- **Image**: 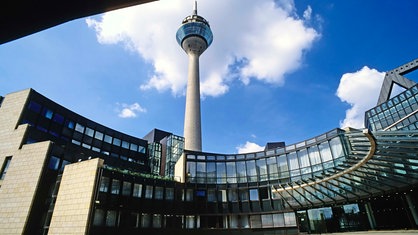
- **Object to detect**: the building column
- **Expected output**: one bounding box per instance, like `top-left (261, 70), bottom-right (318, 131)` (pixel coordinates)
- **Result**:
top-left (365, 202), bottom-right (376, 230)
top-left (406, 193), bottom-right (418, 227)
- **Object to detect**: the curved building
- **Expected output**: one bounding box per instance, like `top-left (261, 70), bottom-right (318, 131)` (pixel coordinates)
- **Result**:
top-left (0, 60), bottom-right (417, 234)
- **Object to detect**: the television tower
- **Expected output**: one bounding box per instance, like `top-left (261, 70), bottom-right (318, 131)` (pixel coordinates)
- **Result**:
top-left (176, 1), bottom-right (213, 151)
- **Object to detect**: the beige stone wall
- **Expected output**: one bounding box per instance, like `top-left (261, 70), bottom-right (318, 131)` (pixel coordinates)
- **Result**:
top-left (48, 158), bottom-right (104, 235)
top-left (0, 141), bottom-right (51, 235)
top-left (0, 89), bottom-right (52, 234)
top-left (0, 89), bottom-right (32, 172)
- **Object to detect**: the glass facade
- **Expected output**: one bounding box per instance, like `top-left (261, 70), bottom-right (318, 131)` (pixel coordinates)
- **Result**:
top-left (365, 84), bottom-right (418, 131)
top-left (185, 130), bottom-right (347, 184)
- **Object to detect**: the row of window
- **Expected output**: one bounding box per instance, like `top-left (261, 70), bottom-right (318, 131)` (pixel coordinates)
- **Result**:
top-left (186, 137), bottom-right (345, 183)
top-left (26, 100), bottom-right (148, 166)
top-left (99, 176), bottom-right (286, 203)
top-left (93, 210), bottom-right (297, 229)
top-left (366, 85), bottom-right (418, 131)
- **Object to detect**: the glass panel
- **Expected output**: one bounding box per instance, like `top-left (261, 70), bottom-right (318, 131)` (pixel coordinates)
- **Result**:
top-left (267, 157), bottom-right (278, 180)
top-left (284, 212), bottom-right (297, 226)
top-left (113, 138), bottom-right (121, 146)
top-left (236, 161), bottom-right (247, 183)
top-left (75, 123), bottom-right (85, 133)
top-left (250, 215), bottom-right (261, 228)
top-left (261, 214), bottom-right (273, 228)
top-left (319, 142), bottom-right (333, 169)
top-left (104, 134), bottom-right (112, 143)
top-left (93, 209), bottom-right (105, 226)
top-left (28, 101), bottom-right (42, 113)
top-left (142, 213), bottom-right (151, 228)
top-left (95, 131), bottom-right (104, 140)
top-left (246, 160), bottom-right (257, 182)
top-left (145, 185), bottom-right (153, 199)
top-left (43, 108), bottom-right (53, 119)
top-left (106, 210), bottom-right (117, 227)
top-left (308, 146), bottom-right (321, 165)
top-left (99, 177), bottom-right (109, 192)
top-left (111, 179), bottom-right (120, 194)
top-left (48, 156), bottom-right (60, 170)
top-left (52, 113), bottom-right (64, 124)
top-left (226, 162), bottom-right (237, 183)
top-left (196, 162), bottom-right (206, 183)
top-left (187, 161), bottom-right (196, 182)
top-left (288, 152), bottom-right (299, 170)
top-left (256, 158), bottom-right (267, 181)
top-left (85, 127), bottom-right (94, 137)
top-left (216, 162), bottom-right (226, 184)
top-left (249, 189), bottom-right (259, 201)
top-left (122, 181), bottom-right (131, 196)
top-left (277, 155), bottom-right (289, 178)
top-left (155, 186), bottom-right (164, 199)
top-left (122, 140), bottom-right (129, 149)
top-left (329, 137), bottom-right (344, 159)
top-left (239, 188), bottom-right (249, 201)
top-left (208, 189), bottom-right (217, 202)
top-left (153, 214), bottom-right (162, 228)
top-left (133, 184), bottom-right (142, 197)
top-left (166, 188), bottom-right (174, 200)
top-left (207, 162), bottom-right (216, 183)
top-left (228, 188), bottom-right (238, 202)
top-left (273, 213), bottom-right (285, 227)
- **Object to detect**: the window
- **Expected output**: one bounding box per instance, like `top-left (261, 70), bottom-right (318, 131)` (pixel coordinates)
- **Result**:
top-left (249, 189), bottom-right (259, 201)
top-left (42, 108), bottom-right (53, 119)
top-left (99, 177), bottom-right (110, 192)
top-left (122, 140), bottom-right (129, 149)
top-left (0, 156), bottom-right (12, 180)
top-left (141, 213), bottom-right (151, 228)
top-left (48, 156), bottom-right (60, 170)
top-left (75, 123), bottom-right (85, 133)
top-left (166, 188), bottom-right (174, 200)
top-left (122, 182), bottom-right (131, 196)
top-left (93, 209), bottom-right (105, 226)
top-left (113, 138), bottom-right (121, 146)
top-left (28, 101), bottom-right (41, 113)
top-left (145, 185), bottom-right (153, 199)
top-left (133, 183), bottom-right (142, 198)
top-left (111, 179), bottom-right (120, 194)
top-left (106, 210), bottom-right (118, 227)
top-left (155, 186), bottom-right (164, 199)
top-left (85, 127), bottom-right (94, 137)
top-left (52, 113), bottom-right (64, 124)
top-left (226, 162), bottom-right (237, 183)
top-left (216, 162), bottom-right (226, 184)
top-left (104, 134), bottom-right (112, 143)
top-left (94, 131), bottom-right (104, 140)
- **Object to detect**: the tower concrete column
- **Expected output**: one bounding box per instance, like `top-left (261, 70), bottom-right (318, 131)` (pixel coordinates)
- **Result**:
top-left (184, 53), bottom-right (202, 151)
top-left (176, 1), bottom-right (213, 152)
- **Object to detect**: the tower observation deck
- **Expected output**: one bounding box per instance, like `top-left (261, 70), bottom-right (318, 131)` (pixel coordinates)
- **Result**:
top-left (176, 1), bottom-right (213, 151)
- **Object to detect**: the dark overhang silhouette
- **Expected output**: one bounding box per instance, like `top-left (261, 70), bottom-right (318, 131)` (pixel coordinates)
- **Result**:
top-left (0, 0), bottom-right (156, 44)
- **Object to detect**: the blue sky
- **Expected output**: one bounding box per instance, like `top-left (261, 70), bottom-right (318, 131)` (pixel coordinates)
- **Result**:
top-left (1, 0), bottom-right (417, 154)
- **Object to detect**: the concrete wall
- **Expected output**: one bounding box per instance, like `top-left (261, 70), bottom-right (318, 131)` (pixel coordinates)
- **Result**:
top-left (48, 158), bottom-right (104, 235)
top-left (0, 89), bottom-right (54, 234)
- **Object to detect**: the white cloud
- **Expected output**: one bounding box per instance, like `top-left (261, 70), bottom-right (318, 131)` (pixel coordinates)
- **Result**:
top-left (117, 102), bottom-right (147, 118)
top-left (303, 6), bottom-right (312, 21)
top-left (336, 66), bottom-right (385, 128)
top-left (236, 141), bottom-right (265, 154)
top-left (87, 0), bottom-right (320, 97)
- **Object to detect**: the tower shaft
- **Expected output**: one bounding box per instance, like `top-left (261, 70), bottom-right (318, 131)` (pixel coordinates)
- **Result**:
top-left (184, 53), bottom-right (202, 151)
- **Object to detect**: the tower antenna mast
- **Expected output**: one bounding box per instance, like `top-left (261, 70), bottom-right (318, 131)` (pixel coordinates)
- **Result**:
top-left (193, 0), bottom-right (197, 15)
